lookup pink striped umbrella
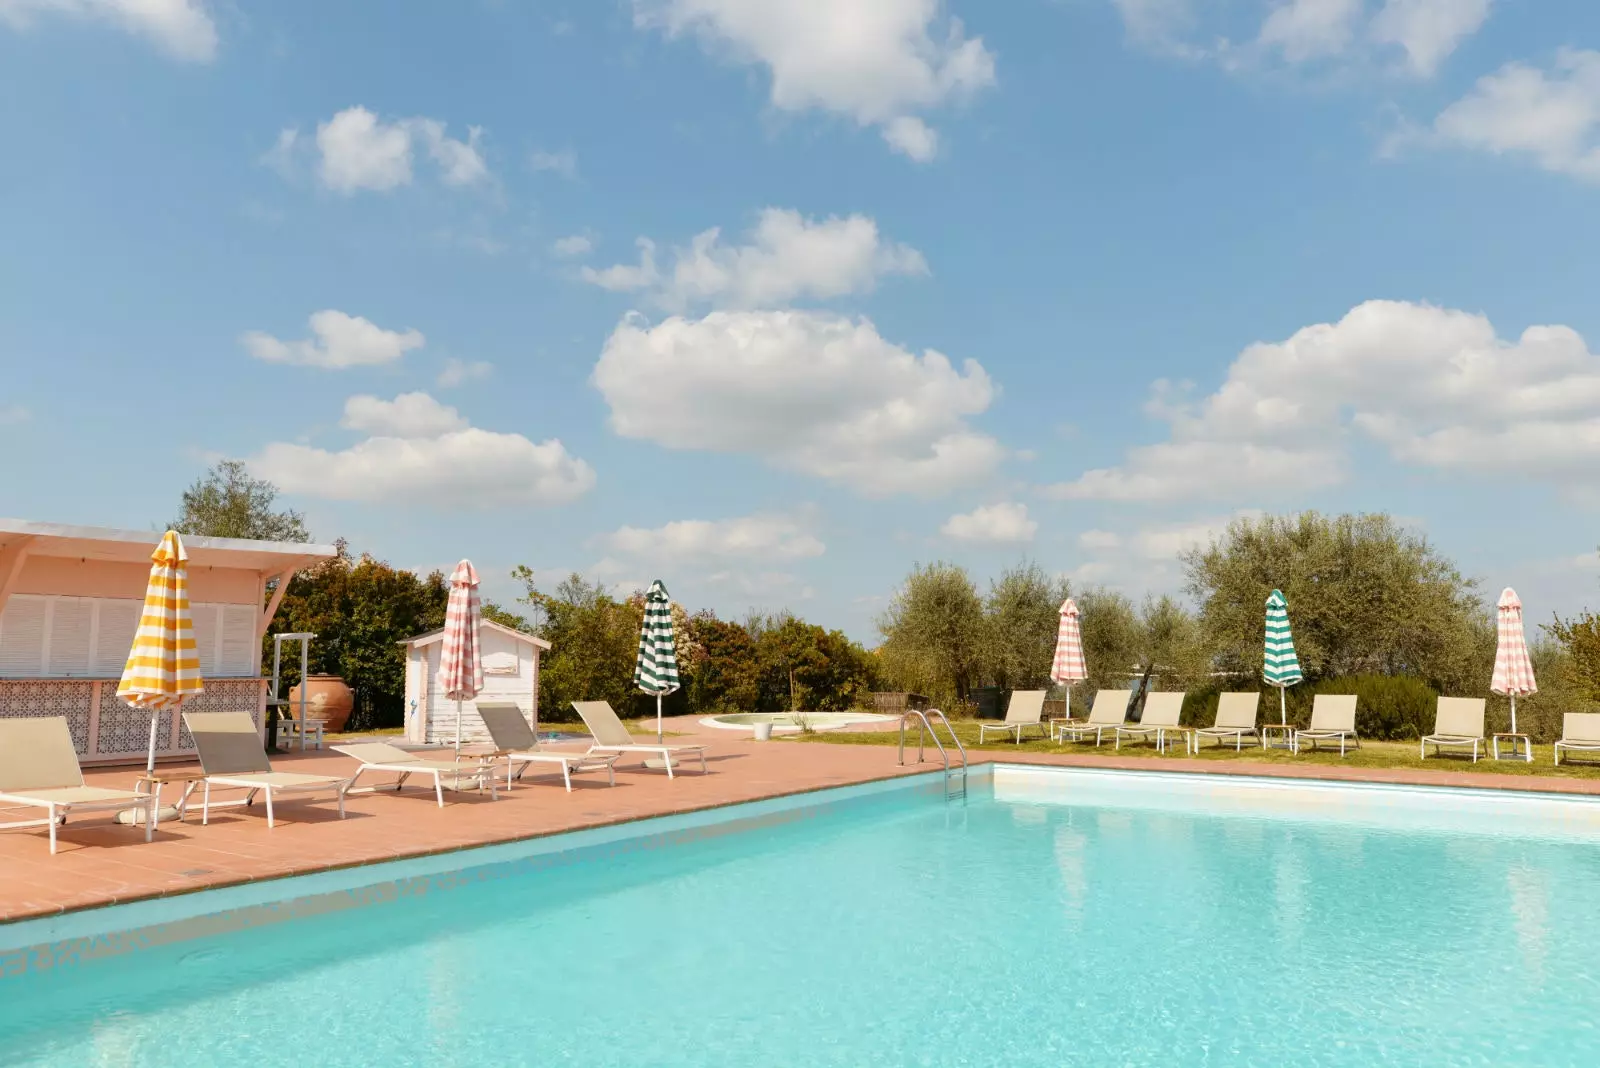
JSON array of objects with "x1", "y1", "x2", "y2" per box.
[
  {"x1": 440, "y1": 559, "x2": 484, "y2": 753},
  {"x1": 1491, "y1": 587, "x2": 1537, "y2": 734},
  {"x1": 1051, "y1": 598, "x2": 1088, "y2": 714}
]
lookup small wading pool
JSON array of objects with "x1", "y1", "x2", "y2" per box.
[{"x1": 698, "y1": 711, "x2": 896, "y2": 733}]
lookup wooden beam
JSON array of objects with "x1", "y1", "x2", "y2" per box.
[
  {"x1": 0, "y1": 536, "x2": 36, "y2": 618},
  {"x1": 259, "y1": 568, "x2": 297, "y2": 637}
]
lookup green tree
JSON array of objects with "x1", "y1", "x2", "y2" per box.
[
  {"x1": 515, "y1": 569, "x2": 643, "y2": 722},
  {"x1": 1076, "y1": 587, "x2": 1141, "y2": 697},
  {"x1": 686, "y1": 612, "x2": 761, "y2": 713},
  {"x1": 172, "y1": 460, "x2": 309, "y2": 542},
  {"x1": 877, "y1": 561, "x2": 986, "y2": 708},
  {"x1": 1182, "y1": 511, "x2": 1487, "y2": 691},
  {"x1": 984, "y1": 561, "x2": 1070, "y2": 692},
  {"x1": 267, "y1": 542, "x2": 449, "y2": 731},
  {"x1": 749, "y1": 613, "x2": 877, "y2": 712}
]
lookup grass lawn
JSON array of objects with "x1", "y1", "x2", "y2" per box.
[{"x1": 798, "y1": 720, "x2": 1600, "y2": 782}]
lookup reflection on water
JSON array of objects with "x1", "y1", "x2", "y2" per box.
[
  {"x1": 1508, "y1": 865, "x2": 1550, "y2": 987},
  {"x1": 1053, "y1": 827, "x2": 1088, "y2": 927}
]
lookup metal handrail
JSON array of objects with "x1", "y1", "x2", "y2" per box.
[{"x1": 898, "y1": 708, "x2": 968, "y2": 798}]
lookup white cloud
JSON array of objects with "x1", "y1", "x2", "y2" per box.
[
  {"x1": 0, "y1": 404, "x2": 29, "y2": 426},
  {"x1": 601, "y1": 514, "x2": 826, "y2": 561},
  {"x1": 941, "y1": 502, "x2": 1037, "y2": 543},
  {"x1": 436, "y1": 357, "x2": 493, "y2": 387},
  {"x1": 241, "y1": 310, "x2": 425, "y2": 370},
  {"x1": 0, "y1": 0, "x2": 217, "y2": 61},
  {"x1": 1370, "y1": 0, "x2": 1492, "y2": 77},
  {"x1": 1258, "y1": 0, "x2": 1364, "y2": 65},
  {"x1": 1047, "y1": 299, "x2": 1600, "y2": 502},
  {"x1": 529, "y1": 149, "x2": 578, "y2": 178},
  {"x1": 267, "y1": 107, "x2": 491, "y2": 193},
  {"x1": 250, "y1": 398, "x2": 595, "y2": 509},
  {"x1": 1114, "y1": 0, "x2": 1490, "y2": 77},
  {"x1": 633, "y1": 0, "x2": 995, "y2": 160},
  {"x1": 882, "y1": 116, "x2": 938, "y2": 162},
  {"x1": 593, "y1": 309, "x2": 1002, "y2": 496},
  {"x1": 340, "y1": 392, "x2": 467, "y2": 438},
  {"x1": 1078, "y1": 529, "x2": 1122, "y2": 551},
  {"x1": 552, "y1": 234, "x2": 594, "y2": 257},
  {"x1": 1132, "y1": 513, "x2": 1257, "y2": 559},
  {"x1": 581, "y1": 208, "x2": 927, "y2": 310},
  {"x1": 1430, "y1": 49, "x2": 1600, "y2": 182},
  {"x1": 409, "y1": 118, "x2": 489, "y2": 187}
]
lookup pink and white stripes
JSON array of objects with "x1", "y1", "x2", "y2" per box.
[
  {"x1": 1051, "y1": 598, "x2": 1088, "y2": 685},
  {"x1": 439, "y1": 559, "x2": 484, "y2": 702},
  {"x1": 1491, "y1": 587, "x2": 1537, "y2": 697}
]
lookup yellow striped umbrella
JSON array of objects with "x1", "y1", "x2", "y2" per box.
[{"x1": 117, "y1": 530, "x2": 205, "y2": 772}]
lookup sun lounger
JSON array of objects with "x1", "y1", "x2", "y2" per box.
[
  {"x1": 332, "y1": 742, "x2": 499, "y2": 806},
  {"x1": 1193, "y1": 692, "x2": 1261, "y2": 751},
  {"x1": 1114, "y1": 691, "x2": 1189, "y2": 753},
  {"x1": 1420, "y1": 697, "x2": 1486, "y2": 762},
  {"x1": 0, "y1": 717, "x2": 161, "y2": 854},
  {"x1": 475, "y1": 701, "x2": 619, "y2": 791},
  {"x1": 1055, "y1": 690, "x2": 1133, "y2": 746},
  {"x1": 183, "y1": 711, "x2": 352, "y2": 827},
  {"x1": 571, "y1": 700, "x2": 709, "y2": 779},
  {"x1": 1554, "y1": 713, "x2": 1600, "y2": 766},
  {"x1": 977, "y1": 690, "x2": 1049, "y2": 744},
  {"x1": 1293, "y1": 694, "x2": 1360, "y2": 756}
]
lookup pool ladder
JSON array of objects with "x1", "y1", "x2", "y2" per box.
[{"x1": 898, "y1": 709, "x2": 968, "y2": 801}]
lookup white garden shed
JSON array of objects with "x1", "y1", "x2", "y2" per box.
[{"x1": 400, "y1": 620, "x2": 550, "y2": 746}]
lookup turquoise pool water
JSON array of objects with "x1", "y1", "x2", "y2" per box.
[{"x1": 4, "y1": 768, "x2": 1600, "y2": 1066}]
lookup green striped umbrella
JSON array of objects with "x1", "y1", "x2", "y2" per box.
[
  {"x1": 635, "y1": 579, "x2": 680, "y2": 744},
  {"x1": 1263, "y1": 588, "x2": 1303, "y2": 725}
]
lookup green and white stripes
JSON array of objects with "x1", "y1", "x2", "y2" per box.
[
  {"x1": 634, "y1": 579, "x2": 681, "y2": 696},
  {"x1": 1263, "y1": 588, "x2": 1303, "y2": 688}
]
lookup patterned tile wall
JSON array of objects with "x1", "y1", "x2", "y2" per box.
[{"x1": 0, "y1": 681, "x2": 93, "y2": 755}]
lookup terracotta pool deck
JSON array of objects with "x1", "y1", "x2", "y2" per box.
[{"x1": 3, "y1": 715, "x2": 1599, "y2": 924}]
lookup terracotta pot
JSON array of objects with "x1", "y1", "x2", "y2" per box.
[{"x1": 286, "y1": 675, "x2": 355, "y2": 733}]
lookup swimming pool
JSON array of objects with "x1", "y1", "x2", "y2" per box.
[{"x1": 4, "y1": 766, "x2": 1599, "y2": 1066}]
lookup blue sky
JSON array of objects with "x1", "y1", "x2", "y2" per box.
[{"x1": 5, "y1": 0, "x2": 1600, "y2": 641}]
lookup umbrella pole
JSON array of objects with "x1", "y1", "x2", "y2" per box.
[
  {"x1": 146, "y1": 711, "x2": 159, "y2": 774},
  {"x1": 1510, "y1": 693, "x2": 1518, "y2": 736},
  {"x1": 455, "y1": 697, "x2": 462, "y2": 755},
  {"x1": 657, "y1": 693, "x2": 663, "y2": 745},
  {"x1": 1279, "y1": 686, "x2": 1287, "y2": 726}
]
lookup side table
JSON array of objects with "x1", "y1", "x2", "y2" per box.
[
  {"x1": 132, "y1": 771, "x2": 205, "y2": 828},
  {"x1": 1261, "y1": 723, "x2": 1296, "y2": 751},
  {"x1": 1491, "y1": 733, "x2": 1533, "y2": 762}
]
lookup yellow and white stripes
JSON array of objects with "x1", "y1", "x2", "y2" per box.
[{"x1": 116, "y1": 530, "x2": 205, "y2": 709}]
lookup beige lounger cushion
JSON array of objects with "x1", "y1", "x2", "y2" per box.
[
  {"x1": 1305, "y1": 694, "x2": 1357, "y2": 734},
  {"x1": 209, "y1": 771, "x2": 348, "y2": 789},
  {"x1": 1562, "y1": 713, "x2": 1600, "y2": 745},
  {"x1": 0, "y1": 717, "x2": 87, "y2": 792},
  {"x1": 476, "y1": 702, "x2": 543, "y2": 750},
  {"x1": 1002, "y1": 690, "x2": 1047, "y2": 726},
  {"x1": 1205, "y1": 693, "x2": 1260, "y2": 732},
  {"x1": 1129, "y1": 692, "x2": 1184, "y2": 729},
  {"x1": 1, "y1": 785, "x2": 143, "y2": 805},
  {"x1": 1087, "y1": 690, "x2": 1133, "y2": 725},
  {"x1": 572, "y1": 700, "x2": 708, "y2": 751},
  {"x1": 1429, "y1": 697, "x2": 1485, "y2": 740},
  {"x1": 184, "y1": 711, "x2": 274, "y2": 775},
  {"x1": 333, "y1": 742, "x2": 483, "y2": 774}
]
